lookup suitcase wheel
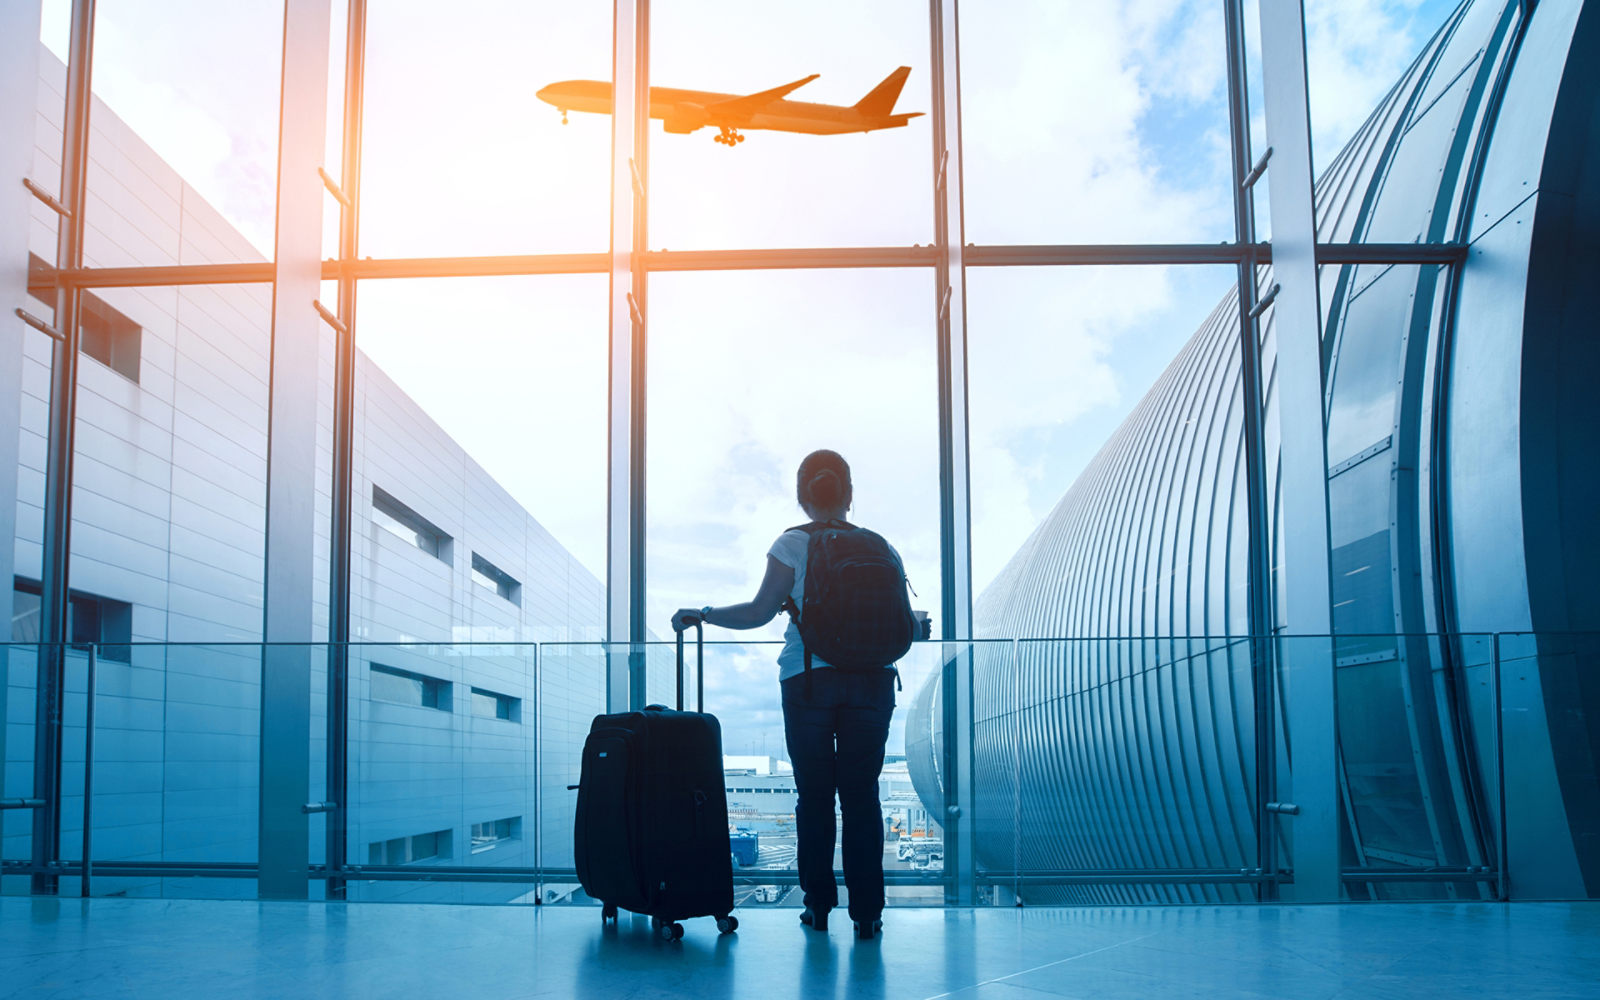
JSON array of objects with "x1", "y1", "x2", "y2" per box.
[
  {"x1": 716, "y1": 915, "x2": 739, "y2": 935},
  {"x1": 601, "y1": 903, "x2": 619, "y2": 924},
  {"x1": 652, "y1": 916, "x2": 684, "y2": 941}
]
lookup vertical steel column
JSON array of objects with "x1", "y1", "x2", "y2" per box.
[
  {"x1": 0, "y1": 0, "x2": 48, "y2": 811},
  {"x1": 607, "y1": 0, "x2": 649, "y2": 712},
  {"x1": 1255, "y1": 0, "x2": 1337, "y2": 902},
  {"x1": 323, "y1": 0, "x2": 367, "y2": 901},
  {"x1": 1223, "y1": 0, "x2": 1281, "y2": 901},
  {"x1": 32, "y1": 0, "x2": 95, "y2": 896},
  {"x1": 930, "y1": 0, "x2": 976, "y2": 905},
  {"x1": 259, "y1": 0, "x2": 332, "y2": 901}
]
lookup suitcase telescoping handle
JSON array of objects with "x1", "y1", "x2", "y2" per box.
[{"x1": 674, "y1": 620, "x2": 704, "y2": 713}]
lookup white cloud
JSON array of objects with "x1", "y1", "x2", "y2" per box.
[
  {"x1": 960, "y1": 0, "x2": 1233, "y2": 244},
  {"x1": 1304, "y1": 0, "x2": 1439, "y2": 169}
]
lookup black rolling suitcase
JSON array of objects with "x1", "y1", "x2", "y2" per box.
[{"x1": 574, "y1": 623, "x2": 738, "y2": 940}]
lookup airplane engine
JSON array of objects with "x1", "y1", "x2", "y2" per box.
[{"x1": 663, "y1": 103, "x2": 709, "y2": 134}]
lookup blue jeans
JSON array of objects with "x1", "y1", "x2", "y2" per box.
[{"x1": 780, "y1": 667, "x2": 896, "y2": 922}]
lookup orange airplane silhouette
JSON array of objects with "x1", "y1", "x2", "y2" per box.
[{"x1": 536, "y1": 67, "x2": 922, "y2": 146}]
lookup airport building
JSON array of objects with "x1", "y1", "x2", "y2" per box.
[
  {"x1": 907, "y1": 0, "x2": 1600, "y2": 904},
  {"x1": 3, "y1": 0, "x2": 1598, "y2": 996}
]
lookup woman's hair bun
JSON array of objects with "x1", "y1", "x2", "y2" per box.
[
  {"x1": 808, "y1": 469, "x2": 843, "y2": 508},
  {"x1": 797, "y1": 449, "x2": 852, "y2": 512}
]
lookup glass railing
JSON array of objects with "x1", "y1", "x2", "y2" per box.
[
  {"x1": 3, "y1": 633, "x2": 1598, "y2": 904},
  {"x1": 972, "y1": 637, "x2": 1265, "y2": 904}
]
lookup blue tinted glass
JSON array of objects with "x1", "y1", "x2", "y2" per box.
[{"x1": 1325, "y1": 264, "x2": 1435, "y2": 465}]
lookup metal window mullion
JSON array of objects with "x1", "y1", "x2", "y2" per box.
[
  {"x1": 1223, "y1": 0, "x2": 1280, "y2": 901},
  {"x1": 30, "y1": 0, "x2": 96, "y2": 897},
  {"x1": 323, "y1": 0, "x2": 367, "y2": 903},
  {"x1": 259, "y1": 0, "x2": 333, "y2": 901},
  {"x1": 931, "y1": 0, "x2": 976, "y2": 907},
  {"x1": 1255, "y1": 0, "x2": 1337, "y2": 902}
]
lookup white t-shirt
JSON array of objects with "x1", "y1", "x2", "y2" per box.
[{"x1": 766, "y1": 526, "x2": 903, "y2": 682}]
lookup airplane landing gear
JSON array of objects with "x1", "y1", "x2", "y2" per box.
[
  {"x1": 714, "y1": 127, "x2": 744, "y2": 146},
  {"x1": 560, "y1": 109, "x2": 569, "y2": 125}
]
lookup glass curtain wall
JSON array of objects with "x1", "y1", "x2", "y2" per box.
[
  {"x1": 7, "y1": 0, "x2": 292, "y2": 898},
  {"x1": 4, "y1": 0, "x2": 1498, "y2": 904}
]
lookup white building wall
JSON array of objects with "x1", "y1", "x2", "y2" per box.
[{"x1": 4, "y1": 49, "x2": 603, "y2": 902}]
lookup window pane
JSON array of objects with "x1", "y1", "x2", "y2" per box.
[
  {"x1": 471, "y1": 687, "x2": 516, "y2": 721},
  {"x1": 360, "y1": 0, "x2": 611, "y2": 257},
  {"x1": 48, "y1": 284, "x2": 275, "y2": 644},
  {"x1": 647, "y1": 269, "x2": 941, "y2": 713},
  {"x1": 371, "y1": 664, "x2": 426, "y2": 707},
  {"x1": 352, "y1": 646, "x2": 535, "y2": 900},
  {"x1": 1323, "y1": 264, "x2": 1438, "y2": 465},
  {"x1": 967, "y1": 265, "x2": 1240, "y2": 625},
  {"x1": 647, "y1": 0, "x2": 932, "y2": 250},
  {"x1": 350, "y1": 276, "x2": 606, "y2": 646},
  {"x1": 84, "y1": 2, "x2": 286, "y2": 266},
  {"x1": 962, "y1": 2, "x2": 1233, "y2": 244}
]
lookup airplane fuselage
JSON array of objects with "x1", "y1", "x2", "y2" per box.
[{"x1": 536, "y1": 81, "x2": 919, "y2": 136}]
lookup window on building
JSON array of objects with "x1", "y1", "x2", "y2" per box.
[
  {"x1": 12, "y1": 578, "x2": 133, "y2": 662},
  {"x1": 371, "y1": 486, "x2": 452, "y2": 561},
  {"x1": 470, "y1": 816, "x2": 521, "y2": 853},
  {"x1": 470, "y1": 552, "x2": 521, "y2": 606},
  {"x1": 27, "y1": 253, "x2": 142, "y2": 382},
  {"x1": 470, "y1": 687, "x2": 520, "y2": 722},
  {"x1": 368, "y1": 828, "x2": 452, "y2": 865},
  {"x1": 369, "y1": 663, "x2": 451, "y2": 711}
]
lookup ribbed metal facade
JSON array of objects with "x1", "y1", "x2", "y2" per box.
[{"x1": 909, "y1": 0, "x2": 1600, "y2": 901}]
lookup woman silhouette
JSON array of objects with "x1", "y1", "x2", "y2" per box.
[{"x1": 673, "y1": 449, "x2": 900, "y2": 940}]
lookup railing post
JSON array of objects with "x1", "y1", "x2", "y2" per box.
[
  {"x1": 1493, "y1": 632, "x2": 1507, "y2": 900},
  {"x1": 81, "y1": 644, "x2": 96, "y2": 897},
  {"x1": 532, "y1": 643, "x2": 542, "y2": 902}
]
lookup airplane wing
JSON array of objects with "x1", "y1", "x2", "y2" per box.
[{"x1": 705, "y1": 74, "x2": 820, "y2": 116}]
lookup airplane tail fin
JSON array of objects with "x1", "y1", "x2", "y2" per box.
[{"x1": 853, "y1": 66, "x2": 911, "y2": 117}]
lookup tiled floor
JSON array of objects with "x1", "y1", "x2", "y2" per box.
[{"x1": 2, "y1": 897, "x2": 1597, "y2": 999}]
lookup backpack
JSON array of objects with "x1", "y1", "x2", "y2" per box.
[{"x1": 784, "y1": 519, "x2": 918, "y2": 673}]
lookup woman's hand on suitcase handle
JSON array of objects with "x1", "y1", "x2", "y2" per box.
[{"x1": 672, "y1": 607, "x2": 709, "y2": 632}]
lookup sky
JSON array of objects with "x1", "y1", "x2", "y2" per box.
[{"x1": 40, "y1": 0, "x2": 1462, "y2": 758}]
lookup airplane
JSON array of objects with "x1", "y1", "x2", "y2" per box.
[{"x1": 535, "y1": 67, "x2": 922, "y2": 146}]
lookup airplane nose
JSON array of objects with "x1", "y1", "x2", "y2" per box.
[{"x1": 536, "y1": 85, "x2": 554, "y2": 104}]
